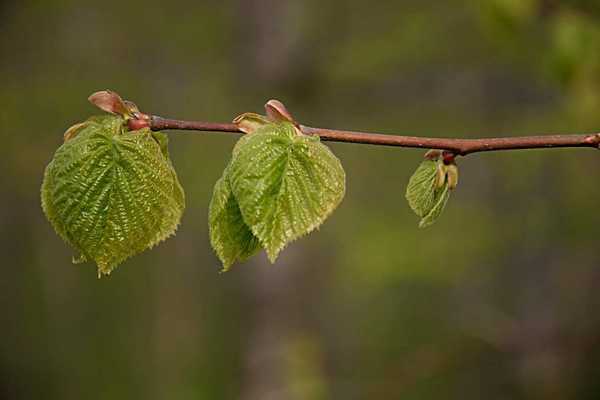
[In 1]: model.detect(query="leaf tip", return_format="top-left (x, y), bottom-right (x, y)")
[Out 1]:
top-left (219, 263), bottom-right (232, 273)
top-left (418, 219), bottom-right (433, 229)
top-left (72, 253), bottom-right (87, 264)
top-left (265, 247), bottom-right (280, 264)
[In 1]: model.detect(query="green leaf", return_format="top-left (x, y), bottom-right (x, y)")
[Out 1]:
top-left (209, 166), bottom-right (261, 270)
top-left (417, 184), bottom-right (450, 228)
top-left (405, 159), bottom-right (451, 228)
top-left (41, 115), bottom-right (185, 276)
top-left (228, 122), bottom-right (345, 263)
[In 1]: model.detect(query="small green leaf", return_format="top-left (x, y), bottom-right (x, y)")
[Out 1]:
top-left (209, 166), bottom-right (261, 270)
top-left (228, 122), bottom-right (345, 263)
top-left (418, 184), bottom-right (450, 228)
top-left (41, 115), bottom-right (185, 276)
top-left (405, 159), bottom-right (451, 228)
top-left (406, 160), bottom-right (440, 216)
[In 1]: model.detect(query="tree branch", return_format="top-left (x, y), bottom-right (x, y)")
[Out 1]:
top-left (150, 115), bottom-right (600, 156)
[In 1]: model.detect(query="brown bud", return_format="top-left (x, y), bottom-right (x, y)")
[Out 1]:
top-left (265, 99), bottom-right (296, 124)
top-left (88, 90), bottom-right (131, 117)
top-left (442, 151), bottom-right (456, 165)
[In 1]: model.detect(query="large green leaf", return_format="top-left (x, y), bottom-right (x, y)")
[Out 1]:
top-left (228, 122), bottom-right (345, 262)
top-left (41, 115), bottom-right (185, 276)
top-left (405, 159), bottom-right (451, 228)
top-left (208, 166), bottom-right (261, 270)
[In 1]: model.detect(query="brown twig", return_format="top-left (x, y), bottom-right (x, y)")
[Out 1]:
top-left (149, 115), bottom-right (600, 156)
top-left (86, 90), bottom-right (599, 156)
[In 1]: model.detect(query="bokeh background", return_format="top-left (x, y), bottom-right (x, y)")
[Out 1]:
top-left (2, 0), bottom-right (600, 399)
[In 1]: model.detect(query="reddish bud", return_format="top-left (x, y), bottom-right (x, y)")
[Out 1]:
top-left (442, 151), bottom-right (456, 165)
top-left (127, 118), bottom-right (150, 131)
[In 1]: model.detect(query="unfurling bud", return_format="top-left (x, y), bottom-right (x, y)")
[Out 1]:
top-left (435, 162), bottom-right (446, 188)
top-left (406, 150), bottom-right (460, 227)
top-left (446, 164), bottom-right (459, 190)
top-left (233, 100), bottom-right (302, 136)
top-left (233, 113), bottom-right (271, 134)
top-left (88, 90), bottom-right (151, 132)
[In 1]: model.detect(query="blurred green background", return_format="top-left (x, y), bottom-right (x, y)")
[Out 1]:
top-left (2, 0), bottom-right (600, 399)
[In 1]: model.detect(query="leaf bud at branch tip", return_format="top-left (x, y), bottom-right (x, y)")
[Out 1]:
top-left (88, 90), bottom-right (151, 131)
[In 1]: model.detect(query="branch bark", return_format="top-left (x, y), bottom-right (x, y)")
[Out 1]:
top-left (149, 115), bottom-right (600, 156)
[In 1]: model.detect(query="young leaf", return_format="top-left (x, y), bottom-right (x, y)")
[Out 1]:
top-left (209, 167), bottom-right (261, 270)
top-left (405, 159), bottom-right (451, 228)
top-left (417, 184), bottom-right (450, 228)
top-left (228, 122), bottom-right (345, 263)
top-left (41, 115), bottom-right (185, 276)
